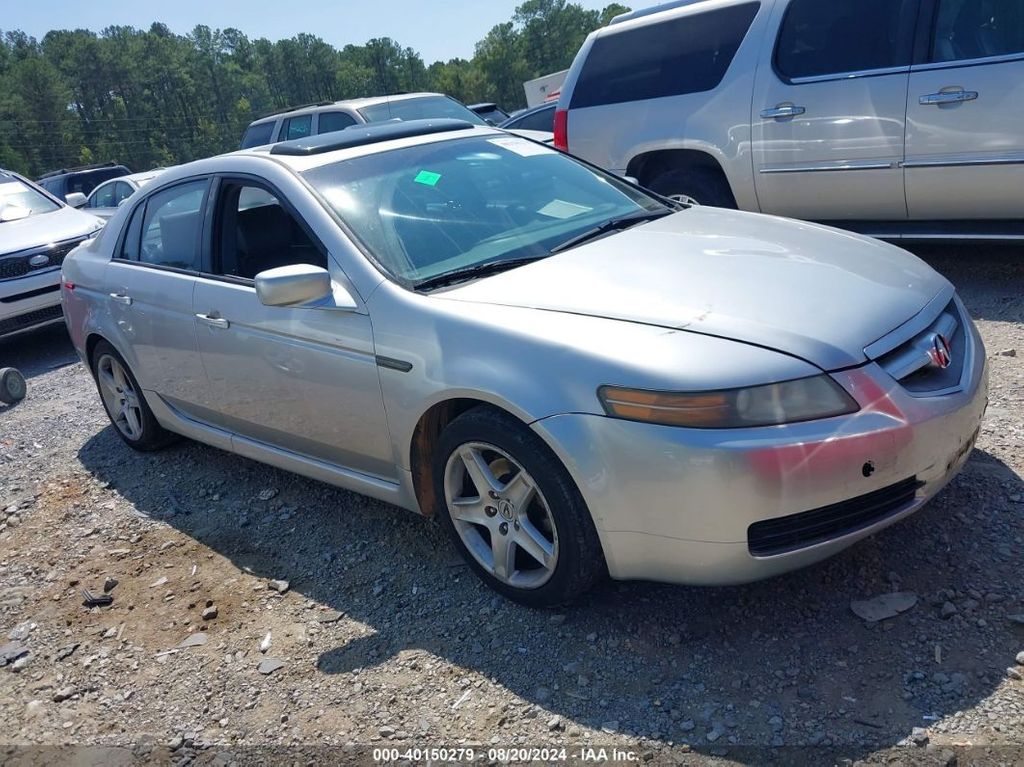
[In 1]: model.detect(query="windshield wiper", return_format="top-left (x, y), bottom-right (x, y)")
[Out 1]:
top-left (413, 256), bottom-right (548, 292)
top-left (549, 210), bottom-right (672, 255)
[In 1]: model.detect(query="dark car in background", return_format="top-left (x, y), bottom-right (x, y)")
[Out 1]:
top-left (37, 162), bottom-right (132, 205)
top-left (501, 103), bottom-right (556, 133)
top-left (468, 102), bottom-right (511, 125)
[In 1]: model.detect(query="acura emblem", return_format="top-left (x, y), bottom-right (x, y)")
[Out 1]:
top-left (29, 254), bottom-right (50, 267)
top-left (928, 333), bottom-right (953, 370)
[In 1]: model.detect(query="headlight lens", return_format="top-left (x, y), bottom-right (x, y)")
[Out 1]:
top-left (598, 376), bottom-right (859, 429)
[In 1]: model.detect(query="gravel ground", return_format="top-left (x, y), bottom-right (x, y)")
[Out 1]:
top-left (0, 245), bottom-right (1022, 766)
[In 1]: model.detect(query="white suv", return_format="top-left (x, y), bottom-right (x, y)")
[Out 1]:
top-left (240, 93), bottom-right (488, 149)
top-left (0, 170), bottom-right (102, 338)
top-left (556, 0), bottom-right (1024, 239)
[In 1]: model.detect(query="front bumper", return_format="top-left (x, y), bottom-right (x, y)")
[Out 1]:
top-left (533, 323), bottom-right (988, 586)
top-left (0, 268), bottom-right (64, 337)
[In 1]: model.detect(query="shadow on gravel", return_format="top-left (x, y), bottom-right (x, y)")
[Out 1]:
top-left (0, 323), bottom-right (79, 381)
top-left (910, 243), bottom-right (1023, 324)
top-left (77, 418), bottom-right (1024, 760)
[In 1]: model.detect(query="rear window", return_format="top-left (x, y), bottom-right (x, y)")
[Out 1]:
top-left (241, 122), bottom-right (276, 149)
top-left (570, 3), bottom-right (760, 109)
top-left (359, 96), bottom-right (488, 125)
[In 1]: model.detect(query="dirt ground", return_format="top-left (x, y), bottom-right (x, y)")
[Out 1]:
top-left (0, 244), bottom-right (1022, 766)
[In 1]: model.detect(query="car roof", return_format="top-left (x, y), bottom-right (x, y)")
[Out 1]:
top-left (158, 121), bottom-right (506, 183)
top-left (248, 93), bottom-right (454, 127)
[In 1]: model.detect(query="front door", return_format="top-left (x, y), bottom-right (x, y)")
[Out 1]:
top-left (103, 179), bottom-right (210, 419)
top-left (904, 0), bottom-right (1024, 220)
top-left (192, 179), bottom-right (395, 481)
top-left (751, 0), bottom-right (920, 221)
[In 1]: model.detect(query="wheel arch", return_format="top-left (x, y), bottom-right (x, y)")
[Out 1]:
top-left (626, 147), bottom-right (735, 193)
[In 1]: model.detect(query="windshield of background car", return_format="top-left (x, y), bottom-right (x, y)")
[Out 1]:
top-left (302, 135), bottom-right (670, 284)
top-left (0, 174), bottom-right (61, 221)
top-left (358, 96), bottom-right (489, 126)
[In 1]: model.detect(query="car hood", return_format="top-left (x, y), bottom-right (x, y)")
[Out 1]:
top-left (0, 206), bottom-right (102, 255)
top-left (440, 207), bottom-right (949, 370)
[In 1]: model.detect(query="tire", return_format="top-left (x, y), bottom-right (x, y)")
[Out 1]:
top-left (0, 368), bottom-right (27, 404)
top-left (433, 406), bottom-right (606, 607)
top-left (647, 166), bottom-right (737, 209)
top-left (90, 341), bottom-right (176, 452)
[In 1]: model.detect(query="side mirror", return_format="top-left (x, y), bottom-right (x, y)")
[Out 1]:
top-left (66, 192), bottom-right (88, 208)
top-left (623, 175), bottom-right (640, 187)
top-left (255, 264), bottom-right (357, 310)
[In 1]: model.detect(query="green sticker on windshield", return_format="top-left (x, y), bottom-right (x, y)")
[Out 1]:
top-left (414, 170), bottom-right (442, 187)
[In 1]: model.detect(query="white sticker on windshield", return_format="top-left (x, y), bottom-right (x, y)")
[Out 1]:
top-left (0, 182), bottom-right (24, 196)
top-left (538, 199), bottom-right (593, 220)
top-left (488, 137), bottom-right (556, 158)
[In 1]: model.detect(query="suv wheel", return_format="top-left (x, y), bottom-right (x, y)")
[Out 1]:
top-left (90, 341), bottom-right (175, 451)
top-left (434, 407), bottom-right (606, 607)
top-left (648, 166), bottom-right (737, 209)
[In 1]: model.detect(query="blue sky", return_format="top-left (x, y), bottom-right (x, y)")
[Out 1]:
top-left (6, 0), bottom-right (662, 64)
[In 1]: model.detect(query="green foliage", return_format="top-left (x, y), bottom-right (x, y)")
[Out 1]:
top-left (0, 2), bottom-right (629, 177)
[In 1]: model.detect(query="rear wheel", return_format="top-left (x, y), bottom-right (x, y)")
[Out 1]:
top-left (0, 368), bottom-right (27, 404)
top-left (90, 341), bottom-right (175, 451)
top-left (434, 407), bottom-right (605, 607)
top-left (647, 166), bottom-right (737, 209)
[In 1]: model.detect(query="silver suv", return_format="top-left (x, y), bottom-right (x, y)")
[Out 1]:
top-left (556, 0), bottom-right (1024, 239)
top-left (0, 170), bottom-right (101, 338)
top-left (240, 93), bottom-right (487, 148)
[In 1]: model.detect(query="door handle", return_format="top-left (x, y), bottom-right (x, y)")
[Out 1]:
top-left (109, 293), bottom-right (132, 306)
top-left (761, 104), bottom-right (806, 119)
top-left (196, 313), bottom-right (230, 329)
top-left (919, 89), bottom-right (978, 106)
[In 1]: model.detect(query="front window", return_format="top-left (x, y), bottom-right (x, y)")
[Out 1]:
top-left (302, 135), bottom-right (670, 286)
top-left (359, 96), bottom-right (488, 126)
top-left (0, 174), bottom-right (61, 222)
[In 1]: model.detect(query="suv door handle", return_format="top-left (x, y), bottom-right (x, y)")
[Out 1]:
top-left (761, 104), bottom-right (806, 119)
top-left (109, 293), bottom-right (133, 305)
top-left (196, 313), bottom-right (230, 329)
top-left (920, 89), bottom-right (978, 106)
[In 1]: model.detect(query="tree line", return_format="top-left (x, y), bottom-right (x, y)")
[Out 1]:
top-left (0, 0), bottom-right (629, 178)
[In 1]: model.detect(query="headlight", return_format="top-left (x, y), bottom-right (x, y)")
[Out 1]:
top-left (598, 376), bottom-right (859, 429)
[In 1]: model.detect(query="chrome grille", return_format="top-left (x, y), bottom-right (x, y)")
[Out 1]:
top-left (0, 239), bottom-right (83, 281)
top-left (875, 300), bottom-right (967, 394)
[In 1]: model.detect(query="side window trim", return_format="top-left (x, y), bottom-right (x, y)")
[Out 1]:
top-left (112, 177), bottom-right (213, 273)
top-left (205, 172), bottom-right (330, 284)
top-left (771, 0), bottom-right (922, 85)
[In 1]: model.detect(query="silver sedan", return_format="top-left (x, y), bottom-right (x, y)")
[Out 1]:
top-left (61, 120), bottom-right (988, 606)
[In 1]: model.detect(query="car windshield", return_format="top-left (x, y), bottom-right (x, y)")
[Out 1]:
top-left (358, 96), bottom-right (489, 126)
top-left (0, 174), bottom-right (61, 222)
top-left (302, 134), bottom-right (671, 286)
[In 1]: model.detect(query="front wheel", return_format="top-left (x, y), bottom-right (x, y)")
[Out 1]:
top-left (433, 407), bottom-right (605, 607)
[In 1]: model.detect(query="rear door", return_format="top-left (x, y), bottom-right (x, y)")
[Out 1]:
top-left (904, 0), bottom-right (1024, 220)
top-left (103, 179), bottom-right (210, 417)
top-left (752, 0), bottom-right (920, 220)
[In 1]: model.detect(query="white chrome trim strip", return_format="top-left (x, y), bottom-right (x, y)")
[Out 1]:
top-left (759, 162), bottom-right (894, 175)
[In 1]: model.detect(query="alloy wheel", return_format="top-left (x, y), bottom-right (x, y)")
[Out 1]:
top-left (444, 442), bottom-right (559, 589)
top-left (96, 354), bottom-right (144, 441)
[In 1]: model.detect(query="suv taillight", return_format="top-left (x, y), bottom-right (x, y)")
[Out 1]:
top-left (553, 109), bottom-right (568, 153)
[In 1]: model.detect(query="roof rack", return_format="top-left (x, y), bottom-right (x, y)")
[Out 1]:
top-left (609, 0), bottom-right (707, 25)
top-left (37, 161), bottom-right (122, 180)
top-left (257, 101), bottom-right (336, 121)
top-left (269, 119), bottom-right (476, 157)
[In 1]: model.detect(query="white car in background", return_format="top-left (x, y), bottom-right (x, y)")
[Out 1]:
top-left (0, 169), bottom-right (102, 338)
top-left (78, 169), bottom-right (170, 221)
